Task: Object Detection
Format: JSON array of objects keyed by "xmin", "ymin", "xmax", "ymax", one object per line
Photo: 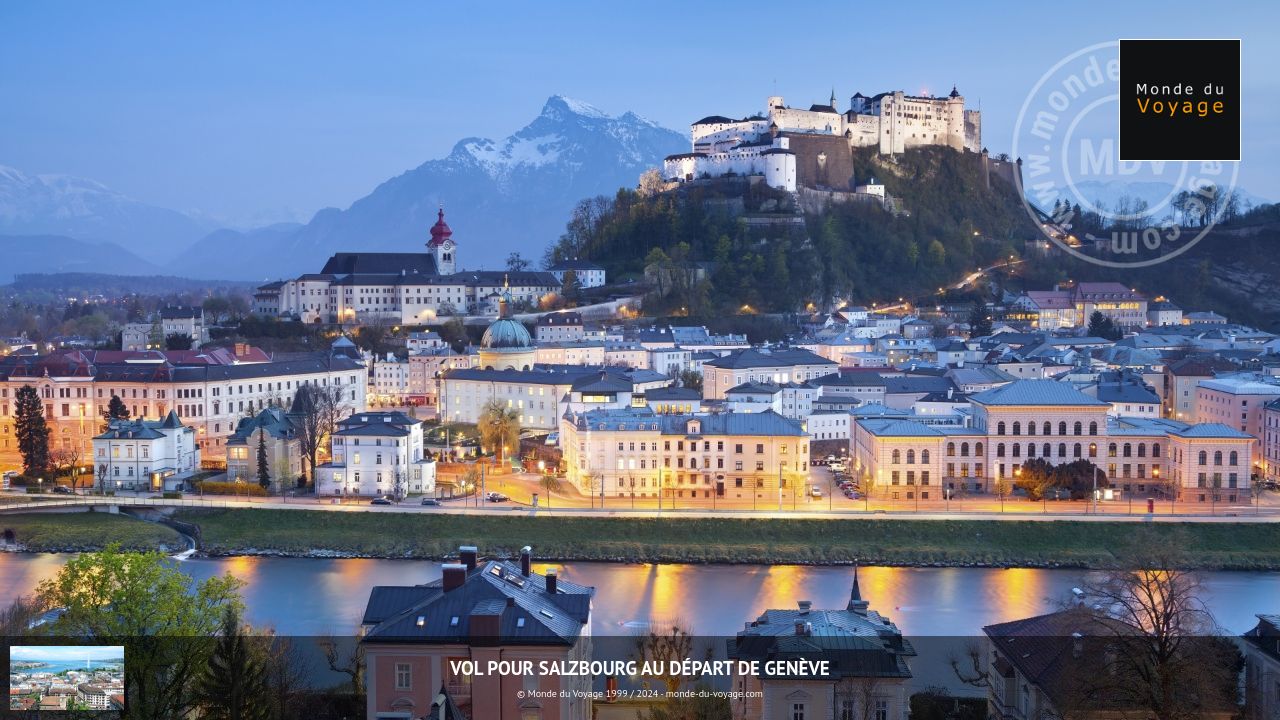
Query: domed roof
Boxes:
[
  {"xmin": 428, "ymin": 208, "xmax": 453, "ymax": 247},
  {"xmin": 481, "ymin": 318, "xmax": 532, "ymax": 350}
]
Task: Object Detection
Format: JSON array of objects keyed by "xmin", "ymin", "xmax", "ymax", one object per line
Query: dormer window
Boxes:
[{"xmin": 686, "ymin": 420, "xmax": 701, "ymax": 435}]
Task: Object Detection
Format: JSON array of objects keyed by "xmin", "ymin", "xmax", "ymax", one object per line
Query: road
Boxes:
[{"xmin": 5, "ymin": 473, "xmax": 1277, "ymax": 523}]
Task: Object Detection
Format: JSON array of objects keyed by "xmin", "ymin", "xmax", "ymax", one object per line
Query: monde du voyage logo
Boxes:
[{"xmin": 1014, "ymin": 39, "xmax": 1241, "ymax": 269}]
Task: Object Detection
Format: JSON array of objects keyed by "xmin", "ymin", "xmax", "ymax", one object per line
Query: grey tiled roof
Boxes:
[
  {"xmin": 970, "ymin": 380, "xmax": 1108, "ymax": 407},
  {"xmin": 362, "ymin": 560, "xmax": 592, "ymax": 646}
]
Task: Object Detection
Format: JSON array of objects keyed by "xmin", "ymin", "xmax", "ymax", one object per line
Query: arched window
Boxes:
[
  {"xmin": 1230, "ymin": 451, "xmax": 1238, "ymax": 466},
  {"xmin": 1152, "ymin": 444, "xmax": 1161, "ymax": 458},
  {"xmin": 1043, "ymin": 421, "xmax": 1052, "ymax": 436},
  {"xmin": 1059, "ymin": 421, "xmax": 1068, "ymax": 436},
  {"xmin": 1213, "ymin": 451, "xmax": 1223, "ymax": 466},
  {"xmin": 906, "ymin": 450, "xmax": 916, "ymax": 464},
  {"xmin": 947, "ymin": 442, "xmax": 956, "ymax": 457},
  {"xmin": 892, "ymin": 449, "xmax": 901, "ymax": 464},
  {"xmin": 922, "ymin": 450, "xmax": 930, "ymax": 464},
  {"xmin": 1073, "ymin": 421, "xmax": 1083, "ymax": 436},
  {"xmin": 1108, "ymin": 443, "xmax": 1117, "ymax": 458},
  {"xmin": 1198, "ymin": 451, "xmax": 1207, "ymax": 465},
  {"xmin": 1089, "ymin": 422, "xmax": 1098, "ymax": 435},
  {"xmin": 961, "ymin": 442, "xmax": 970, "ymax": 456},
  {"xmin": 1123, "ymin": 443, "xmax": 1132, "ymax": 458},
  {"xmin": 1137, "ymin": 444, "xmax": 1146, "ymax": 458},
  {"xmin": 1059, "ymin": 443, "xmax": 1068, "ymax": 458},
  {"xmin": 975, "ymin": 442, "xmax": 984, "ymax": 456},
  {"xmin": 1012, "ymin": 422, "xmax": 1021, "ymax": 436},
  {"xmin": 1043, "ymin": 443, "xmax": 1052, "ymax": 458},
  {"xmin": 1073, "ymin": 443, "xmax": 1082, "ymax": 458},
  {"xmin": 1088, "ymin": 443, "xmax": 1098, "ymax": 458},
  {"xmin": 1028, "ymin": 443, "xmax": 1037, "ymax": 457},
  {"xmin": 1012, "ymin": 444, "xmax": 1022, "ymax": 458},
  {"xmin": 1028, "ymin": 422, "xmax": 1036, "ymax": 436},
  {"xmin": 997, "ymin": 422, "xmax": 1006, "ymax": 436},
  {"xmin": 997, "ymin": 443, "xmax": 1006, "ymax": 458}
]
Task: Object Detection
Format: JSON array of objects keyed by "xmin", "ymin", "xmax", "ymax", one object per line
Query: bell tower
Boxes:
[{"xmin": 428, "ymin": 207, "xmax": 456, "ymax": 275}]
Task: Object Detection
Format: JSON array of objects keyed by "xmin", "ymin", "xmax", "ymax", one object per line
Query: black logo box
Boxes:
[{"xmin": 1119, "ymin": 39, "xmax": 1240, "ymax": 162}]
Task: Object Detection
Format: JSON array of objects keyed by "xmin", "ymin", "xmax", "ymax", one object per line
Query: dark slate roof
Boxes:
[
  {"xmin": 571, "ymin": 372, "xmax": 633, "ymax": 394},
  {"xmin": 159, "ymin": 306, "xmax": 202, "ymax": 319},
  {"xmin": 569, "ymin": 408, "xmax": 806, "ymax": 437},
  {"xmin": 704, "ymin": 348, "xmax": 835, "ymax": 370},
  {"xmin": 883, "ymin": 376, "xmax": 957, "ymax": 395},
  {"xmin": 807, "ymin": 104, "xmax": 839, "ymax": 113},
  {"xmin": 319, "ymin": 252, "xmax": 438, "ymax": 276},
  {"xmin": 643, "ymin": 386, "xmax": 702, "ymax": 401},
  {"xmin": 1243, "ymin": 615, "xmax": 1280, "ymax": 664},
  {"xmin": 1095, "ymin": 382, "xmax": 1159, "ymax": 404},
  {"xmin": 443, "ymin": 366, "xmax": 604, "ymax": 385},
  {"xmin": 810, "ymin": 372, "xmax": 887, "ymax": 388},
  {"xmin": 362, "ymin": 560, "xmax": 593, "ymax": 646},
  {"xmin": 227, "ymin": 407, "xmax": 298, "ymax": 445},
  {"xmin": 537, "ymin": 312, "xmax": 583, "ymax": 326},
  {"xmin": 335, "ymin": 411, "xmax": 420, "ymax": 437},
  {"xmin": 693, "ymin": 115, "xmax": 738, "ymax": 125}
]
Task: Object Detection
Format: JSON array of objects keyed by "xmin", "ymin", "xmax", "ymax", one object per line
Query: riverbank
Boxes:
[
  {"xmin": 155, "ymin": 508, "xmax": 1280, "ymax": 569},
  {"xmin": 0, "ymin": 512, "xmax": 186, "ymax": 553}
]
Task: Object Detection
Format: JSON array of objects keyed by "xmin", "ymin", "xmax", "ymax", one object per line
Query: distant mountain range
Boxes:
[
  {"xmin": 0, "ymin": 166, "xmax": 218, "ymax": 264},
  {"xmin": 5, "ymin": 102, "xmax": 1274, "ymax": 284},
  {"xmin": 0, "ymin": 96, "xmax": 688, "ymax": 282}
]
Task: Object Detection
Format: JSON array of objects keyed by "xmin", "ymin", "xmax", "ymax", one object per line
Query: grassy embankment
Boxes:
[
  {"xmin": 170, "ymin": 508, "xmax": 1280, "ymax": 570},
  {"xmin": 0, "ymin": 512, "xmax": 185, "ymax": 552}
]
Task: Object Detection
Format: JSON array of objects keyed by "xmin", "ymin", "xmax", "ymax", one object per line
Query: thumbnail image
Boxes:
[{"xmin": 8, "ymin": 646, "xmax": 125, "ymax": 712}]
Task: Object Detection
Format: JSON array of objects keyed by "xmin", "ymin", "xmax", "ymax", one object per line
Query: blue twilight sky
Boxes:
[{"xmin": 1, "ymin": 1, "xmax": 1277, "ymax": 226}]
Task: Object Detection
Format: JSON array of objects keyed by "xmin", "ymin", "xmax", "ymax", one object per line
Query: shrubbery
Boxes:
[{"xmin": 194, "ymin": 481, "xmax": 267, "ymax": 497}]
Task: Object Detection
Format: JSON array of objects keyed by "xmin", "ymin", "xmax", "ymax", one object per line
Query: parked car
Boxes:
[
  {"xmin": 420, "ymin": 498, "xmax": 441, "ymax": 506},
  {"xmin": 843, "ymin": 489, "xmax": 860, "ymax": 500},
  {"xmin": 485, "ymin": 492, "xmax": 510, "ymax": 503},
  {"xmin": 810, "ymin": 487, "xmax": 823, "ymax": 498},
  {"xmin": 370, "ymin": 497, "xmax": 394, "ymax": 506},
  {"xmin": 52, "ymin": 485, "xmax": 74, "ymax": 494}
]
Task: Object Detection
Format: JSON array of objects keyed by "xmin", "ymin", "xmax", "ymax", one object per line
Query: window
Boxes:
[
  {"xmin": 395, "ymin": 663, "xmax": 412, "ymax": 690},
  {"xmin": 792, "ymin": 703, "xmax": 806, "ymax": 720},
  {"xmin": 921, "ymin": 450, "xmax": 930, "ymax": 464},
  {"xmin": 997, "ymin": 422, "xmax": 1006, "ymax": 435},
  {"xmin": 1012, "ymin": 421, "xmax": 1021, "ymax": 436},
  {"xmin": 1042, "ymin": 421, "xmax": 1051, "ymax": 436},
  {"xmin": 1074, "ymin": 421, "xmax": 1083, "ymax": 436},
  {"xmin": 947, "ymin": 442, "xmax": 955, "ymax": 457}
]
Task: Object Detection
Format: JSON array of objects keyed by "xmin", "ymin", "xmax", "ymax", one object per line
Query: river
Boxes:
[{"xmin": 3, "ymin": 553, "xmax": 1278, "ymax": 637}]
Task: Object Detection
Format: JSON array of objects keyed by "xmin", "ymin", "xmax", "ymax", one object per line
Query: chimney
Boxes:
[
  {"xmin": 520, "ymin": 546, "xmax": 532, "ymax": 576},
  {"xmin": 794, "ymin": 620, "xmax": 808, "ymax": 636},
  {"xmin": 797, "ymin": 600, "xmax": 812, "ymax": 615},
  {"xmin": 545, "ymin": 568, "xmax": 558, "ymax": 594},
  {"xmin": 459, "ymin": 545, "xmax": 478, "ymax": 571},
  {"xmin": 442, "ymin": 563, "xmax": 467, "ymax": 592},
  {"xmin": 1071, "ymin": 631, "xmax": 1084, "ymax": 659}
]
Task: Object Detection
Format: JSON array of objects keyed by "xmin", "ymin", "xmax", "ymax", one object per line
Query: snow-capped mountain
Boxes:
[
  {"xmin": 0, "ymin": 165, "xmax": 218, "ymax": 264},
  {"xmin": 170, "ymin": 95, "xmax": 687, "ymax": 279}
]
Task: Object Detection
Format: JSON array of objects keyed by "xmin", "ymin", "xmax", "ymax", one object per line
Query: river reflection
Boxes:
[{"xmin": 1, "ymin": 554, "xmax": 1277, "ymax": 637}]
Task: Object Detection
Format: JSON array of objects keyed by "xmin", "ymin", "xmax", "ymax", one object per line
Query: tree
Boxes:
[
  {"xmin": 14, "ymin": 384, "xmax": 50, "ymax": 478},
  {"xmin": 102, "ymin": 394, "xmax": 131, "ymax": 425},
  {"xmin": 293, "ymin": 384, "xmax": 348, "ymax": 490},
  {"xmin": 677, "ymin": 369, "xmax": 703, "ymax": 393},
  {"xmin": 195, "ymin": 606, "xmax": 272, "ymax": 720},
  {"xmin": 966, "ymin": 303, "xmax": 992, "ymax": 338},
  {"xmin": 1013, "ymin": 457, "xmax": 1056, "ymax": 500},
  {"xmin": 438, "ymin": 317, "xmax": 469, "ymax": 352},
  {"xmin": 506, "ymin": 252, "xmax": 530, "ymax": 272},
  {"xmin": 1087, "ymin": 310, "xmax": 1122, "ymax": 341},
  {"xmin": 477, "ymin": 399, "xmax": 520, "ymax": 466},
  {"xmin": 37, "ymin": 545, "xmax": 243, "ymax": 720},
  {"xmin": 632, "ymin": 621, "xmax": 697, "ymax": 694},
  {"xmin": 538, "ymin": 472, "xmax": 562, "ymax": 509},
  {"xmin": 256, "ymin": 429, "xmax": 271, "ymax": 489},
  {"xmin": 165, "ymin": 333, "xmax": 195, "ymax": 350},
  {"xmin": 637, "ymin": 168, "xmax": 666, "ymax": 197},
  {"xmin": 560, "ymin": 269, "xmax": 582, "ymax": 302},
  {"xmin": 1072, "ymin": 537, "xmax": 1242, "ymax": 720}
]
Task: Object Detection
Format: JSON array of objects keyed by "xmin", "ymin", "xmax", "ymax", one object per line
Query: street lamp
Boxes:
[{"xmin": 1089, "ymin": 445, "xmax": 1099, "ymax": 514}]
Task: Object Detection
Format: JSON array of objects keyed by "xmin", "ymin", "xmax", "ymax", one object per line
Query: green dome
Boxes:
[{"xmin": 481, "ymin": 318, "xmax": 532, "ymax": 349}]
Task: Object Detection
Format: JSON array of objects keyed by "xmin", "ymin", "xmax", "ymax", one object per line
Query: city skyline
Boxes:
[{"xmin": 2, "ymin": 0, "xmax": 1278, "ymax": 229}]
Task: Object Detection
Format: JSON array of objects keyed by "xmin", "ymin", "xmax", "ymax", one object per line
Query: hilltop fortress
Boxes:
[{"xmin": 664, "ymin": 89, "xmax": 982, "ymax": 193}]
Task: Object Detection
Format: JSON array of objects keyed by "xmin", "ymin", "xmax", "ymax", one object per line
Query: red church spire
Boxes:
[{"xmin": 428, "ymin": 207, "xmax": 453, "ymax": 247}]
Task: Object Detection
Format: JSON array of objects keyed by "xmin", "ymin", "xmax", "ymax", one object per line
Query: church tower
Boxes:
[{"xmin": 428, "ymin": 208, "xmax": 456, "ymax": 275}]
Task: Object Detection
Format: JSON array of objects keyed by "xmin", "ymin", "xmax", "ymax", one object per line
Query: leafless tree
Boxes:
[
  {"xmin": 294, "ymin": 383, "xmax": 348, "ymax": 489},
  {"xmin": 319, "ymin": 635, "xmax": 364, "ymax": 700}
]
